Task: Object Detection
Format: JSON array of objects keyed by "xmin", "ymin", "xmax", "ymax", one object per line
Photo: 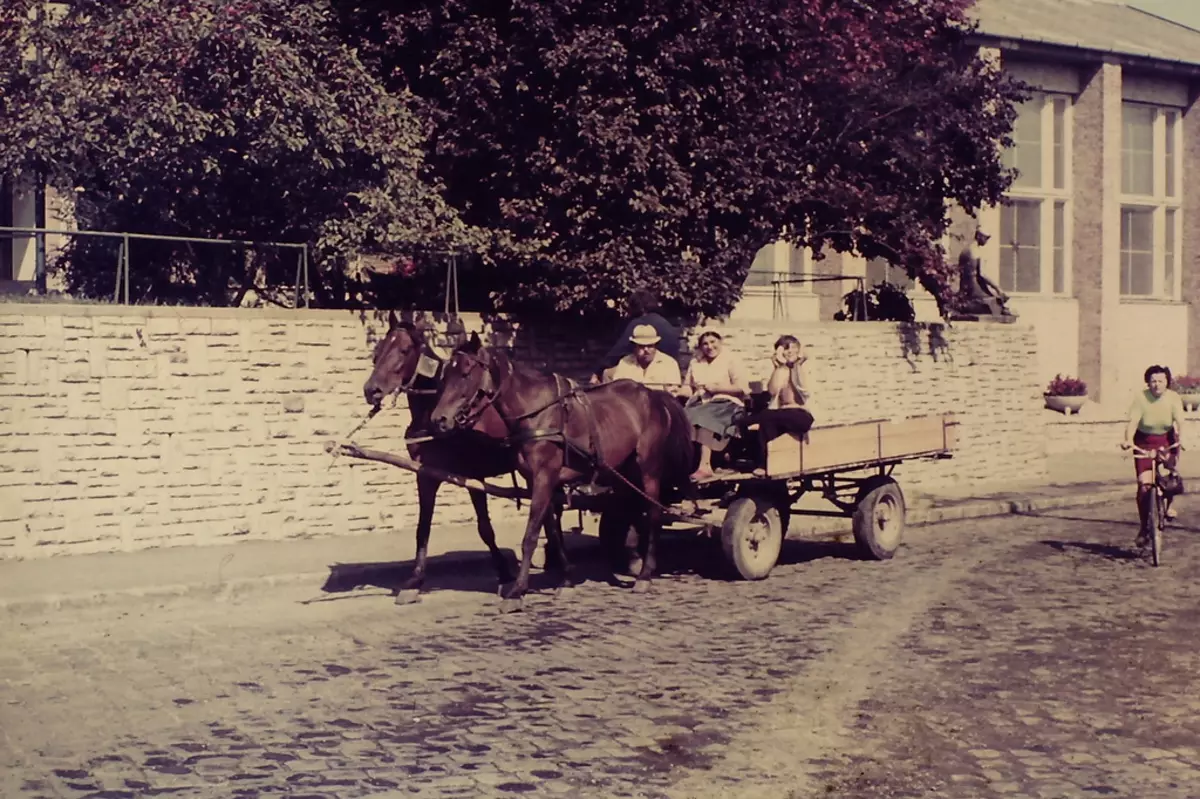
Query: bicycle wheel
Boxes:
[{"xmin": 1150, "ymin": 488, "xmax": 1163, "ymax": 567}]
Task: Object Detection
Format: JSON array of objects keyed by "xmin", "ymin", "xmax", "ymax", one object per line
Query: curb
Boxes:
[
  {"xmin": 910, "ymin": 486, "xmax": 1128, "ymax": 526},
  {"xmin": 0, "ymin": 487, "xmax": 1128, "ymax": 616},
  {"xmin": 0, "ymin": 570, "xmax": 332, "ymax": 617}
]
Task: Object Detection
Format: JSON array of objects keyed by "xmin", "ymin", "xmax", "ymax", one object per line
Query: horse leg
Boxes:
[
  {"xmin": 542, "ymin": 502, "xmax": 576, "ymax": 590},
  {"xmin": 499, "ymin": 476, "xmax": 557, "ymax": 612},
  {"xmin": 632, "ymin": 473, "xmax": 662, "ymax": 594},
  {"xmin": 467, "ymin": 488, "xmax": 514, "ymax": 589},
  {"xmin": 396, "ymin": 474, "xmax": 439, "ymax": 604}
]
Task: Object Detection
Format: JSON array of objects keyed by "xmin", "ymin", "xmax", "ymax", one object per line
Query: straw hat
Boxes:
[{"xmin": 629, "ymin": 324, "xmax": 661, "ymax": 346}]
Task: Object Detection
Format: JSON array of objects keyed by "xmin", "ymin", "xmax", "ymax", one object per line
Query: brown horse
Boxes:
[
  {"xmin": 362, "ymin": 313, "xmax": 569, "ymax": 602},
  {"xmin": 429, "ymin": 334, "xmax": 694, "ymax": 610}
]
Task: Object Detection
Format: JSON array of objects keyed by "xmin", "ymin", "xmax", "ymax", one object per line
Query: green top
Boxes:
[{"xmin": 1129, "ymin": 388, "xmax": 1184, "ymax": 435}]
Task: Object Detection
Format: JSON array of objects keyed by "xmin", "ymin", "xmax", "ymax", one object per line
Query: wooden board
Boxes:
[{"xmin": 765, "ymin": 412, "xmax": 957, "ymax": 477}]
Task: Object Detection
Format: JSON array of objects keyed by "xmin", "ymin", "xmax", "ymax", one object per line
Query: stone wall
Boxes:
[{"xmin": 0, "ymin": 304, "xmax": 1047, "ymax": 560}]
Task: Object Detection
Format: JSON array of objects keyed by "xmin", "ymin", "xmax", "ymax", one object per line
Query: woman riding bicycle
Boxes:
[{"xmin": 1121, "ymin": 364, "xmax": 1185, "ymax": 545}]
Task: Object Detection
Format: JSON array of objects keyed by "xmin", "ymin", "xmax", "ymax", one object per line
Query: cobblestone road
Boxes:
[{"xmin": 3, "ymin": 500, "xmax": 1199, "ymax": 799}]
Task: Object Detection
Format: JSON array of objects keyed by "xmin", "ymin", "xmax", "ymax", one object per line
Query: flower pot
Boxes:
[
  {"xmin": 1182, "ymin": 393, "xmax": 1200, "ymax": 413},
  {"xmin": 1045, "ymin": 394, "xmax": 1087, "ymax": 415}
]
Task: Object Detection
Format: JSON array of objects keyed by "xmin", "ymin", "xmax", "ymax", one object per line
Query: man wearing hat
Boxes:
[
  {"xmin": 593, "ymin": 287, "xmax": 681, "ymax": 381},
  {"xmin": 604, "ymin": 323, "xmax": 682, "ymax": 388}
]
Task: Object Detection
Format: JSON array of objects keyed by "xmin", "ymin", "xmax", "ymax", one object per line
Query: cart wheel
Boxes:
[
  {"xmin": 852, "ymin": 477, "xmax": 906, "ymax": 560},
  {"xmin": 721, "ymin": 495, "xmax": 784, "ymax": 580}
]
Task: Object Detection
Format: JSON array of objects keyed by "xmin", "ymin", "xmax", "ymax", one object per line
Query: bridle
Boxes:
[
  {"xmin": 446, "ymin": 349, "xmax": 505, "ymax": 429},
  {"xmin": 373, "ymin": 331, "xmax": 446, "ymax": 405}
]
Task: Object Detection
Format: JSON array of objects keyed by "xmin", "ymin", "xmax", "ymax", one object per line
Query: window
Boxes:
[
  {"xmin": 1120, "ymin": 208, "xmax": 1153, "ymax": 296},
  {"xmin": 999, "ymin": 92, "xmax": 1072, "ymax": 294},
  {"xmin": 744, "ymin": 241, "xmax": 810, "ymax": 291},
  {"xmin": 999, "ymin": 200, "xmax": 1041, "ymax": 293},
  {"xmin": 1120, "ymin": 102, "xmax": 1182, "ymax": 299},
  {"xmin": 865, "ymin": 257, "xmax": 913, "ymax": 290}
]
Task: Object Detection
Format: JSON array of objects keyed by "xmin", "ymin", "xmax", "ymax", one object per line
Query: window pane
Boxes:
[
  {"xmin": 1165, "ymin": 111, "xmax": 1178, "ymax": 198},
  {"xmin": 1000, "ymin": 200, "xmax": 1041, "ymax": 293},
  {"xmin": 1122, "ymin": 104, "xmax": 1154, "ymax": 195},
  {"xmin": 1120, "ymin": 207, "xmax": 1154, "ymax": 296},
  {"xmin": 1166, "ymin": 209, "xmax": 1176, "ymax": 299},
  {"xmin": 744, "ymin": 243, "xmax": 775, "ymax": 287},
  {"xmin": 1009, "ymin": 97, "xmax": 1044, "ymax": 189},
  {"xmin": 787, "ymin": 245, "xmax": 807, "ymax": 277},
  {"xmin": 1053, "ymin": 98, "xmax": 1067, "ymax": 190},
  {"xmin": 1053, "ymin": 202, "xmax": 1065, "ymax": 294}
]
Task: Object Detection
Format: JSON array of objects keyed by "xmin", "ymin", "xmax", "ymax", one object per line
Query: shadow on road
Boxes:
[
  {"xmin": 318, "ymin": 550, "xmax": 520, "ymax": 599},
  {"xmin": 777, "ymin": 538, "xmax": 862, "ymax": 567},
  {"xmin": 316, "ymin": 529, "xmax": 873, "ymax": 603},
  {"xmin": 1039, "ymin": 539, "xmax": 1141, "ymax": 562}
]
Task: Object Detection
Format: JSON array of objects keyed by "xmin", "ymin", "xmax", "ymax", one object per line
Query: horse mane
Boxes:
[{"xmin": 654, "ymin": 391, "xmax": 696, "ymax": 496}]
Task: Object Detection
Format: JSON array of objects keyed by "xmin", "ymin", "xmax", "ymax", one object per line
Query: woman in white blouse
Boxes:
[{"xmin": 680, "ymin": 330, "xmax": 750, "ymax": 480}]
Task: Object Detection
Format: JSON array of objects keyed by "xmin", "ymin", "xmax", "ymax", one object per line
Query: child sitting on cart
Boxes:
[
  {"xmin": 679, "ymin": 330, "xmax": 750, "ymax": 481},
  {"xmin": 748, "ymin": 335, "xmax": 815, "ymax": 475}
]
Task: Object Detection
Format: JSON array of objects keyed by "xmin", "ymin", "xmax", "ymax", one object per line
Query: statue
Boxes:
[{"xmin": 954, "ymin": 227, "xmax": 1015, "ymax": 320}]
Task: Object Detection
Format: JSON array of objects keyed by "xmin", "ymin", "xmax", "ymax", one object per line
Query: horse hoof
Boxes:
[
  {"xmin": 394, "ymin": 589, "xmax": 422, "ymax": 606},
  {"xmin": 498, "ymin": 597, "xmax": 524, "ymax": 614},
  {"xmin": 632, "ymin": 580, "xmax": 652, "ymax": 594}
]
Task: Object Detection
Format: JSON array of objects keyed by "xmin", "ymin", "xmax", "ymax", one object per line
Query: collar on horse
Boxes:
[{"xmin": 451, "ymin": 349, "xmax": 603, "ymax": 474}]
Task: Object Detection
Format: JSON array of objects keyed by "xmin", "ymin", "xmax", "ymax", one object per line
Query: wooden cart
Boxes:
[
  {"xmin": 329, "ymin": 412, "xmax": 958, "ymax": 583},
  {"xmin": 583, "ymin": 412, "xmax": 959, "ymax": 581}
]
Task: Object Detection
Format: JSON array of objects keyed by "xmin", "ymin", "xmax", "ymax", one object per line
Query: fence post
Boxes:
[
  {"xmin": 113, "ymin": 238, "xmax": 123, "ymax": 303},
  {"xmin": 302, "ymin": 245, "xmax": 310, "ymax": 308},
  {"xmin": 123, "ymin": 234, "xmax": 130, "ymax": 304}
]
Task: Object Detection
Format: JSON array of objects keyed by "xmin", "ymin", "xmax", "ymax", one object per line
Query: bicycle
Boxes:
[{"xmin": 1129, "ymin": 443, "xmax": 1182, "ymax": 567}]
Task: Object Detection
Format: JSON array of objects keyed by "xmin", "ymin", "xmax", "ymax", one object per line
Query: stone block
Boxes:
[
  {"xmin": 99, "ymin": 378, "xmax": 131, "ymax": 411},
  {"xmin": 180, "ymin": 317, "xmax": 213, "ymax": 335},
  {"xmin": 185, "ymin": 337, "xmax": 210, "ymax": 371},
  {"xmin": 12, "ymin": 349, "xmax": 28, "ymax": 384},
  {"xmin": 146, "ymin": 316, "xmax": 181, "ymax": 336}
]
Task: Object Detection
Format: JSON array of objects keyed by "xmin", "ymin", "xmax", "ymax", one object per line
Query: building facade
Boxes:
[{"xmin": 732, "ymin": 0, "xmax": 1200, "ymax": 406}]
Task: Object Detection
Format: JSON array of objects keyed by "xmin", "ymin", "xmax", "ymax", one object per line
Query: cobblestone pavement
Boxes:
[{"xmin": 3, "ymin": 500, "xmax": 1199, "ymax": 799}]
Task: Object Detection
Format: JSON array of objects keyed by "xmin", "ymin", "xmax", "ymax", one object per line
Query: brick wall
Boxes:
[
  {"xmin": 1185, "ymin": 91, "xmax": 1200, "ymax": 377},
  {"xmin": 511, "ymin": 317, "xmax": 1048, "ymax": 490},
  {"xmin": 0, "ymin": 304, "xmax": 1047, "ymax": 560},
  {"xmin": 1073, "ymin": 63, "xmax": 1106, "ymax": 402}
]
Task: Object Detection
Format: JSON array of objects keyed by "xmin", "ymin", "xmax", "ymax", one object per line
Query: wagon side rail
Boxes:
[{"xmin": 765, "ymin": 412, "xmax": 958, "ymax": 481}]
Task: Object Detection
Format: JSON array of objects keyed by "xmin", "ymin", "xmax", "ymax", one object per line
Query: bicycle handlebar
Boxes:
[{"xmin": 1130, "ymin": 443, "xmax": 1182, "ymax": 458}]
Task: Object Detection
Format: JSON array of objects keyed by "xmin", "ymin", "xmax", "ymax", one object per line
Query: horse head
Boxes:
[
  {"xmin": 363, "ymin": 311, "xmax": 433, "ymax": 407},
  {"xmin": 430, "ymin": 332, "xmax": 504, "ymax": 433}
]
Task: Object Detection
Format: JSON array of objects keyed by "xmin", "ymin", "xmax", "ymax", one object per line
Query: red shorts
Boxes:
[{"xmin": 1134, "ymin": 430, "xmax": 1175, "ymax": 475}]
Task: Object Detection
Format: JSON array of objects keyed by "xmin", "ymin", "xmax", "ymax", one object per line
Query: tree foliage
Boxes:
[
  {"xmin": 338, "ymin": 0, "xmax": 1026, "ymax": 319},
  {"xmin": 0, "ymin": 0, "xmax": 485, "ymax": 305},
  {"xmin": 1, "ymin": 0, "xmax": 1025, "ymax": 317}
]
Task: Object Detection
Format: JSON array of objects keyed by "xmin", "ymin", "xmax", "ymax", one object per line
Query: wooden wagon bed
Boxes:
[{"xmin": 694, "ymin": 412, "xmax": 959, "ymax": 484}]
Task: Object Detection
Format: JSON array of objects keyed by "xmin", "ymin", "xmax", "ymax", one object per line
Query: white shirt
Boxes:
[
  {"xmin": 607, "ymin": 351, "xmax": 682, "ymax": 388},
  {"xmin": 684, "ymin": 349, "xmax": 749, "ymax": 404}
]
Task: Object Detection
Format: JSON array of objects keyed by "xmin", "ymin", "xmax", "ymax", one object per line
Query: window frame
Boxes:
[
  {"xmin": 1000, "ymin": 91, "xmax": 1074, "ymax": 297},
  {"xmin": 1119, "ymin": 101, "xmax": 1183, "ymax": 301},
  {"xmin": 743, "ymin": 240, "xmax": 813, "ymax": 295},
  {"xmin": 865, "ymin": 257, "xmax": 914, "ymax": 291}
]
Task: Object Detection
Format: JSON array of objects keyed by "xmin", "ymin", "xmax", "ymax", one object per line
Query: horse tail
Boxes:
[{"xmin": 653, "ymin": 390, "xmax": 695, "ymax": 496}]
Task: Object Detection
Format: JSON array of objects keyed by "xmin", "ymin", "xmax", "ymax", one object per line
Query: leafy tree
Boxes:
[
  {"xmin": 337, "ymin": 0, "xmax": 1026, "ymax": 319},
  {"xmin": 0, "ymin": 0, "xmax": 485, "ymax": 306}
]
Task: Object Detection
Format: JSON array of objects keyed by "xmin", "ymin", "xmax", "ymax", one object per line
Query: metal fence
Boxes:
[{"xmin": 0, "ymin": 226, "xmax": 311, "ymax": 307}]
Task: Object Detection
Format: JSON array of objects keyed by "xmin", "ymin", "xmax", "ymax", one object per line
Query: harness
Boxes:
[{"xmin": 451, "ymin": 352, "xmax": 606, "ymax": 481}]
